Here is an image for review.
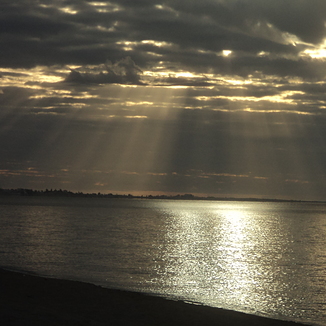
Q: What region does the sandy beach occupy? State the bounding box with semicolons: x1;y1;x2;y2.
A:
0;268;307;326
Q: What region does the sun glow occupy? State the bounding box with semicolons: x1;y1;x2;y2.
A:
222;50;232;57
58;7;78;14
141;40;174;48
300;40;326;59
0;67;66;89
302;48;326;59
116;40;174;52
175;72;197;78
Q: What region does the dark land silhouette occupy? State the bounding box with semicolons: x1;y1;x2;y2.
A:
0;187;323;203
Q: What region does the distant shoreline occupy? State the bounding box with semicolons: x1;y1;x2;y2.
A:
0;268;308;326
0;188;325;204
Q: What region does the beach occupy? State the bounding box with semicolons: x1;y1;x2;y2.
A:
0;268;308;326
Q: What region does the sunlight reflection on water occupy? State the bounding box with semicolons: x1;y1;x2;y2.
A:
0;198;325;325
149;201;326;325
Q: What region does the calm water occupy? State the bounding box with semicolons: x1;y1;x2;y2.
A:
0;197;325;325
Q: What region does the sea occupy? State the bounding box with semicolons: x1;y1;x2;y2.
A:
0;196;325;326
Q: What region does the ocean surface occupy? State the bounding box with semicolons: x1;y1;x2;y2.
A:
0;197;325;326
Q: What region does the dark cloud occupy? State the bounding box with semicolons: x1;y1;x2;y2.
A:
1;0;326;199
165;0;326;44
1;0;326;78
256;0;326;44
64;57;144;85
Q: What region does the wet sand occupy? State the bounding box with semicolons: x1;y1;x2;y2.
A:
0;268;306;326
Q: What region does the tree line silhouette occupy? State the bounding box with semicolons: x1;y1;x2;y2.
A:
0;188;311;203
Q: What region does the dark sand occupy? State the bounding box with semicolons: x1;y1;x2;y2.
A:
0;268;307;326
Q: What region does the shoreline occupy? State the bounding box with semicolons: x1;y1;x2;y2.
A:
0;268;309;326
2;188;325;204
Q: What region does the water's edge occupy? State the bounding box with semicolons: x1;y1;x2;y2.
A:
0;265;316;326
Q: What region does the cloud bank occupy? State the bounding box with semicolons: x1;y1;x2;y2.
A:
1;0;326;200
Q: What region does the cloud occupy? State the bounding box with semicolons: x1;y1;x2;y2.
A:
1;0;326;200
64;57;144;85
164;0;326;44
1;0;326;80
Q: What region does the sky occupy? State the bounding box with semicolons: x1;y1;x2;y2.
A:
1;0;326;201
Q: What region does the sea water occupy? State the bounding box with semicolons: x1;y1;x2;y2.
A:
0;197;325;326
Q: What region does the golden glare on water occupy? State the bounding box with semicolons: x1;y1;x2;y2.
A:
154;201;308;318
216;204;266;307
1;199;326;325
158;203;256;295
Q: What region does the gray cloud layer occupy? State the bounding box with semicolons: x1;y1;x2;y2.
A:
1;1;326;200
1;0;326;79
